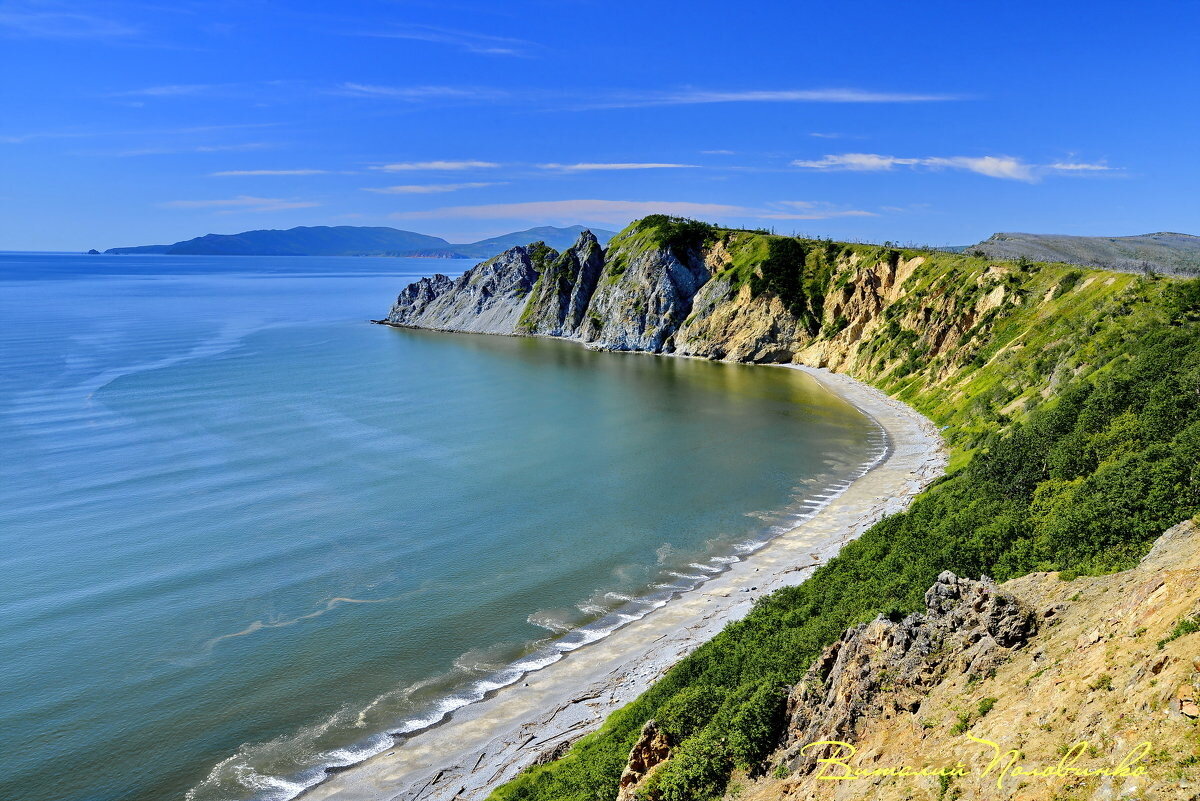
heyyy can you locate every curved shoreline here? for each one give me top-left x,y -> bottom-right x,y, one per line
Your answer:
300,363 -> 947,801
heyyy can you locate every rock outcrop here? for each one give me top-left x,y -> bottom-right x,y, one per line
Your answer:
714,519 -> 1200,801
518,231 -> 606,337
615,720 -> 673,801
779,572 -> 1037,772
385,226 -> 718,353
388,244 -> 554,334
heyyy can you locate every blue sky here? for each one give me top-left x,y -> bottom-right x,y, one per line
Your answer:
1,0 -> 1197,251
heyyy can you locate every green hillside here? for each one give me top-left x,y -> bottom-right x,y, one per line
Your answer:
489,218 -> 1200,801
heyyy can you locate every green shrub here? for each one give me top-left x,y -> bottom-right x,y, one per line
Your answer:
950,711 -> 973,735
1053,269 -> 1084,299
638,215 -> 719,257
657,685 -> 724,740
1157,616 -> 1200,649
647,728 -> 732,801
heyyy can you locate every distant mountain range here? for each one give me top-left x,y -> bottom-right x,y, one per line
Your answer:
966,231 -> 1200,276
103,225 -> 616,259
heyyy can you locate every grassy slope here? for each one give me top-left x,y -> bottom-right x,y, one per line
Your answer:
491,220 -> 1200,801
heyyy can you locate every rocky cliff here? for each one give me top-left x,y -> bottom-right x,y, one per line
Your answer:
388,243 -> 556,334
382,216 -> 1043,422
386,224 -> 717,353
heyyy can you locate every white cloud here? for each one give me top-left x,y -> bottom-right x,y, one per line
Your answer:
211,169 -> 332,176
1047,161 -> 1113,172
793,154 -> 1120,181
590,88 -> 960,109
924,156 -> 1035,181
793,153 -> 922,171
0,3 -> 137,38
336,83 -> 505,101
538,162 -> 700,172
363,182 -> 499,194
2,122 -> 280,145
110,84 -> 216,97
391,199 -> 748,224
701,149 -> 736,155
350,25 -> 534,56
792,153 -> 1040,181
369,160 -> 500,172
161,195 -> 318,213
761,201 -> 877,220
115,142 -> 274,157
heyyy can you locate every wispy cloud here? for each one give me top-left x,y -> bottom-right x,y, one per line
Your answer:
335,82 -> 506,101
351,24 -> 535,56
115,142 -> 274,157
759,201 -> 877,220
588,88 -> 961,110
161,195 -> 318,213
701,149 -> 736,155
369,160 -> 500,172
0,2 -> 137,39
211,169 -> 333,176
1046,161 -> 1114,172
109,83 -> 217,97
538,162 -> 700,172
2,122 -> 280,145
790,153 -> 1115,182
363,182 -> 499,194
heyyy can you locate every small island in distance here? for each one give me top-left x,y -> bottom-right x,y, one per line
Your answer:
101,224 -> 617,259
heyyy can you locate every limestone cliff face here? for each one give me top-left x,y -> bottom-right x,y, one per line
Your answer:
674,280 -> 810,363
386,243 -> 554,334
518,231 -> 605,337
667,243 -> 811,362
579,237 -> 710,353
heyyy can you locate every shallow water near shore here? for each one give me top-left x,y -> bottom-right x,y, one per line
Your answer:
0,252 -> 880,801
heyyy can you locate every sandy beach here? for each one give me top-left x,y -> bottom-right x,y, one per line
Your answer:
301,364 -> 947,801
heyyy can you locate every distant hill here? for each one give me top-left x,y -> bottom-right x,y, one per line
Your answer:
449,226 -> 616,258
967,231 -> 1200,276
104,225 -> 616,258
106,226 -> 448,256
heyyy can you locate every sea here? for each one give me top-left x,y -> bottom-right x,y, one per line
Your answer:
0,252 -> 883,801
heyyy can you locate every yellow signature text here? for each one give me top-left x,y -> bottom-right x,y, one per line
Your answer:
800,736 -> 1152,789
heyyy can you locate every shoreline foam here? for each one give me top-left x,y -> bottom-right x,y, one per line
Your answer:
298,363 -> 947,801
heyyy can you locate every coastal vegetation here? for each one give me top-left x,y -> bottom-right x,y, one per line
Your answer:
486,218 -> 1200,801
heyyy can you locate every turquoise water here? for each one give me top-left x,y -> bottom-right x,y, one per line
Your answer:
0,253 -> 882,801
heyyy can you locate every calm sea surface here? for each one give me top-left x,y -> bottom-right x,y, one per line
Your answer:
0,252 -> 881,801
